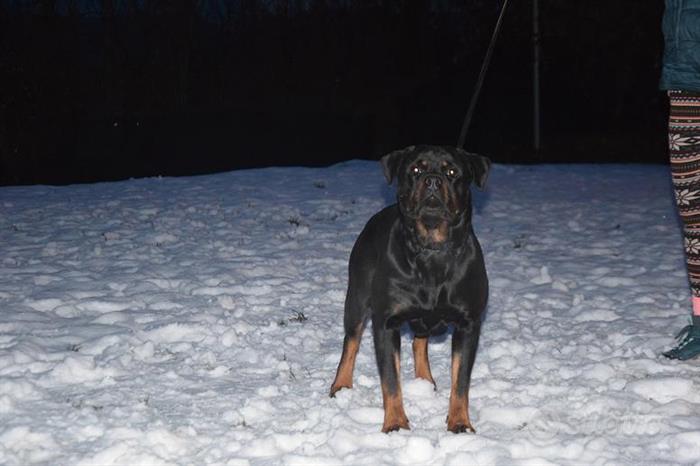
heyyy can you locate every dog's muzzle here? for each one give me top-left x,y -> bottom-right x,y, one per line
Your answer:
416,174 -> 451,216
423,174 -> 442,192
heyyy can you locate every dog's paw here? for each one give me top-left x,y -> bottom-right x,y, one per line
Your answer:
329,383 -> 351,398
447,420 -> 476,434
381,419 -> 410,433
415,374 -> 437,389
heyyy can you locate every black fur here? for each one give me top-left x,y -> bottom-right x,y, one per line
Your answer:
330,145 -> 490,433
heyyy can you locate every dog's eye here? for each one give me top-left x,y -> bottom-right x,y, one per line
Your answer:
446,168 -> 458,178
411,166 -> 422,175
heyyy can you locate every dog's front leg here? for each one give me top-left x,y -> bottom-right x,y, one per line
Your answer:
447,322 -> 480,433
372,322 -> 409,433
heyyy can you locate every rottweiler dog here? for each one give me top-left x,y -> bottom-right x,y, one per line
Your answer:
330,145 -> 490,434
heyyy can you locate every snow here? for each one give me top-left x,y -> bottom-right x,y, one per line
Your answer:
0,161 -> 699,465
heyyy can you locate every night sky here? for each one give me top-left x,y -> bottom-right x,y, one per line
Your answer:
0,0 -> 666,186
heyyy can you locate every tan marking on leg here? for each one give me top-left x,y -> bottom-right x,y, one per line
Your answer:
380,352 -> 410,433
330,334 -> 361,397
447,353 -> 475,433
412,336 -> 435,387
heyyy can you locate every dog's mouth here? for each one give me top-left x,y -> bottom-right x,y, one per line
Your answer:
400,187 -> 462,249
415,197 -> 451,248
421,193 -> 447,211
405,193 -> 451,218
419,193 -> 455,221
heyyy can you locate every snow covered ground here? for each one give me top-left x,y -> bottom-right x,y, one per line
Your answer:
1,161 -> 699,465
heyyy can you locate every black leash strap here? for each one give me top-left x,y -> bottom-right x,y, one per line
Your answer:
457,0 -> 510,149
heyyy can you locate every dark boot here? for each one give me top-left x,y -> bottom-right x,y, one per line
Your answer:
664,316 -> 700,360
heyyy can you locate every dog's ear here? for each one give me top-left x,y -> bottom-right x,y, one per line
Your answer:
455,148 -> 491,190
380,146 -> 415,184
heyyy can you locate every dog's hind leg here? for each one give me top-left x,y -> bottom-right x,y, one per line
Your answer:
329,292 -> 369,397
329,327 -> 364,397
412,335 -> 436,389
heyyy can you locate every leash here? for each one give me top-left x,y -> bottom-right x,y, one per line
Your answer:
457,0 -> 510,149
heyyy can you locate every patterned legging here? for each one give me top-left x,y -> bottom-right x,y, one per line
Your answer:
669,90 -> 700,297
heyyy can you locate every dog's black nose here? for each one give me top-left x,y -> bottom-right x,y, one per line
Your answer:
424,175 -> 442,191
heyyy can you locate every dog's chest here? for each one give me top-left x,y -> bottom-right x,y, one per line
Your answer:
388,277 -> 464,335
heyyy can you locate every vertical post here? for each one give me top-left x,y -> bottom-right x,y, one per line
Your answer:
533,0 -> 541,154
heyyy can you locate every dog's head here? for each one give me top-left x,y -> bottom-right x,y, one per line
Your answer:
381,145 -> 490,250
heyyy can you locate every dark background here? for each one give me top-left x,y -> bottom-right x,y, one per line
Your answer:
0,0 -> 666,186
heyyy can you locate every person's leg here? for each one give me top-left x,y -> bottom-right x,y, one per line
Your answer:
665,89 -> 700,360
